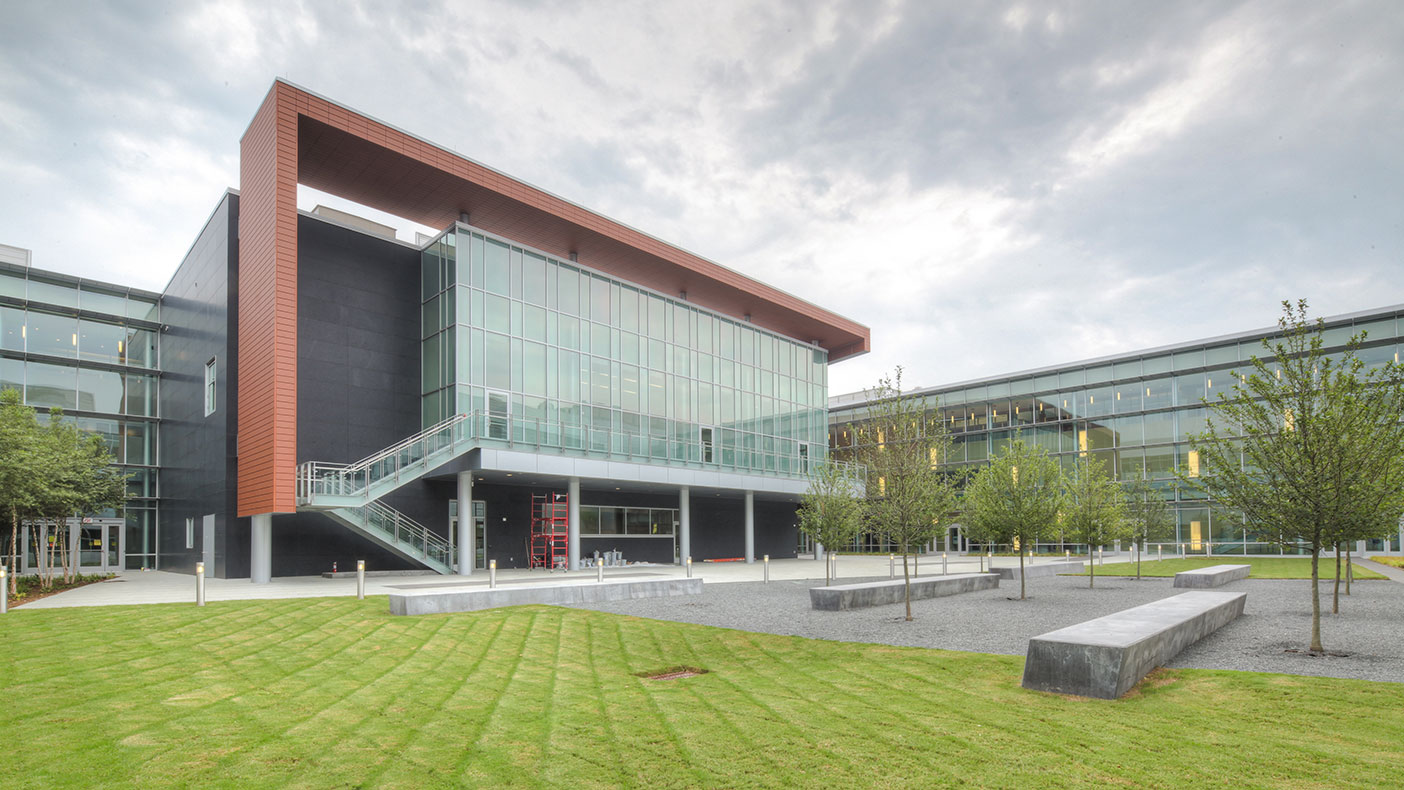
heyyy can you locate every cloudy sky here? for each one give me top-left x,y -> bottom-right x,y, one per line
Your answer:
1,1 -> 1400,395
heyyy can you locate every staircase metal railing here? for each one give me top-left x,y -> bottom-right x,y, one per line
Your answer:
297,410 -> 868,509
325,499 -> 454,574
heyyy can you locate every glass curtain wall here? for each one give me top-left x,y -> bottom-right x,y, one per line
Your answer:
421,224 -> 829,476
0,265 -> 160,569
830,311 -> 1404,554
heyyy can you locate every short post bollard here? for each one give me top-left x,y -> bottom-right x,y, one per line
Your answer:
1098,548 -> 1104,566
1157,544 -> 1163,562
356,559 -> 366,600
686,557 -> 692,578
942,551 -> 948,575
831,552 -> 838,580
1,566 -> 8,614
889,553 -> 895,579
763,554 -> 770,583
597,561 -> 604,583
195,561 -> 206,607
489,559 -> 497,589
1065,549 -> 1071,561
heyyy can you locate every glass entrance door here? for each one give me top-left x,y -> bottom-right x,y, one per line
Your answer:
449,500 -> 489,570
76,520 -> 121,573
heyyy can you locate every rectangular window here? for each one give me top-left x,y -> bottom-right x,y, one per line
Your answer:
204,358 -> 216,416
185,517 -> 194,550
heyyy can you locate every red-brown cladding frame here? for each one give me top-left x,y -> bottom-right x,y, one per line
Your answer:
237,80 -> 870,517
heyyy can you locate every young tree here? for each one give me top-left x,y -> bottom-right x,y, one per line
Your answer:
1064,455 -> 1129,588
0,389 -> 44,596
798,460 -> 864,585
1187,300 -> 1404,653
38,412 -> 127,585
1122,475 -> 1174,580
854,369 -> 959,621
963,437 -> 1062,600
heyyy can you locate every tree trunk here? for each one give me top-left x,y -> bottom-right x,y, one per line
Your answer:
1089,545 -> 1096,589
902,551 -> 912,621
1136,539 -> 1142,581
8,506 -> 18,597
1332,542 -> 1341,615
1310,547 -> 1324,653
1018,541 -> 1026,600
1345,550 -> 1352,596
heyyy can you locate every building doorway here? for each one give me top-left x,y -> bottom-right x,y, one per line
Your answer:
449,499 -> 488,570
21,518 -> 124,575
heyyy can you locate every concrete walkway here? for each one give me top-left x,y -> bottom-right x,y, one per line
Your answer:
1357,557 -> 1404,584
12,553 -> 1096,609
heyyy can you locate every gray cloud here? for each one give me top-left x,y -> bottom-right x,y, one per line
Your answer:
0,0 -> 1400,397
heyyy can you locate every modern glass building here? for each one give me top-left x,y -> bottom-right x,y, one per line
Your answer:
144,80 -> 870,581
0,245 -> 161,573
828,305 -> 1404,556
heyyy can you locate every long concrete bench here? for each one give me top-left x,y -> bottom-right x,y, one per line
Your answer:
1021,591 -> 1246,699
993,560 -> 1084,580
810,572 -> 999,611
389,577 -> 702,616
1173,564 -> 1251,588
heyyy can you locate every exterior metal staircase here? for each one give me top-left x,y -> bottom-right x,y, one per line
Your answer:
320,500 -> 454,575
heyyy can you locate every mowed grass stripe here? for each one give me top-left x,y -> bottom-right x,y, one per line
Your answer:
3,597 -> 1402,789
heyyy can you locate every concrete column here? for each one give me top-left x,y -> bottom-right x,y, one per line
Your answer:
679,486 -> 691,565
568,477 -> 581,571
744,491 -> 755,564
457,471 -> 473,576
250,513 -> 272,584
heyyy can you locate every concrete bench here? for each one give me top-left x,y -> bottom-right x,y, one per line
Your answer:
389,577 -> 702,616
810,573 -> 998,611
1021,591 -> 1246,699
1173,564 -> 1251,588
993,561 -> 1084,580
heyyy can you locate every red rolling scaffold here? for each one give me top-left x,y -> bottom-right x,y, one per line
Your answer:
530,492 -> 570,570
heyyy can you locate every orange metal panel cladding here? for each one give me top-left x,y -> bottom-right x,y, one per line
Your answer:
234,79 -> 870,517
237,83 -> 299,517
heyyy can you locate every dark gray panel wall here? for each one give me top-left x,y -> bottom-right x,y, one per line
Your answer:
271,216 -> 449,577
158,192 -> 242,576
467,482 -> 798,568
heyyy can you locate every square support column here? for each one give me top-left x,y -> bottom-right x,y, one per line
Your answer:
744,491 -> 755,564
679,486 -> 691,565
251,513 -> 272,584
457,471 -> 473,576
568,477 -> 581,571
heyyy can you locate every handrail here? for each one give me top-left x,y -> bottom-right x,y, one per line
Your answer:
297,409 -> 866,507
344,412 -> 472,474
333,499 -> 453,571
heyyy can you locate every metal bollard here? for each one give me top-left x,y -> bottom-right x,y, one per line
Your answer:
196,561 -> 206,607
831,552 -> 838,580
942,552 -> 948,575
1,566 -> 7,614
889,553 -> 895,579
1065,550 -> 1070,561
686,557 -> 692,578
1157,545 -> 1163,562
489,559 -> 497,589
763,554 -> 770,583
1098,548 -> 1104,566
356,559 -> 366,600
597,561 -> 604,583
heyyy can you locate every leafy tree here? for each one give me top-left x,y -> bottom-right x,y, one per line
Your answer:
1186,300 -> 1404,653
854,368 -> 959,621
964,437 -> 1062,600
0,389 -> 44,596
798,460 -> 864,585
37,412 -> 126,585
1122,475 -> 1174,580
1063,455 -> 1129,588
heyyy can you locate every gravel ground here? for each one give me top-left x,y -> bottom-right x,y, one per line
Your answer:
569,573 -> 1404,683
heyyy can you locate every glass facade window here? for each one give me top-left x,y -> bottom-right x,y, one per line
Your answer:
420,224 -> 828,477
828,307 -> 1404,554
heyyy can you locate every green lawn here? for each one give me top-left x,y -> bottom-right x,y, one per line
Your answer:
1070,556 -> 1387,580
3,599 -> 1401,788
1370,556 -> 1404,570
